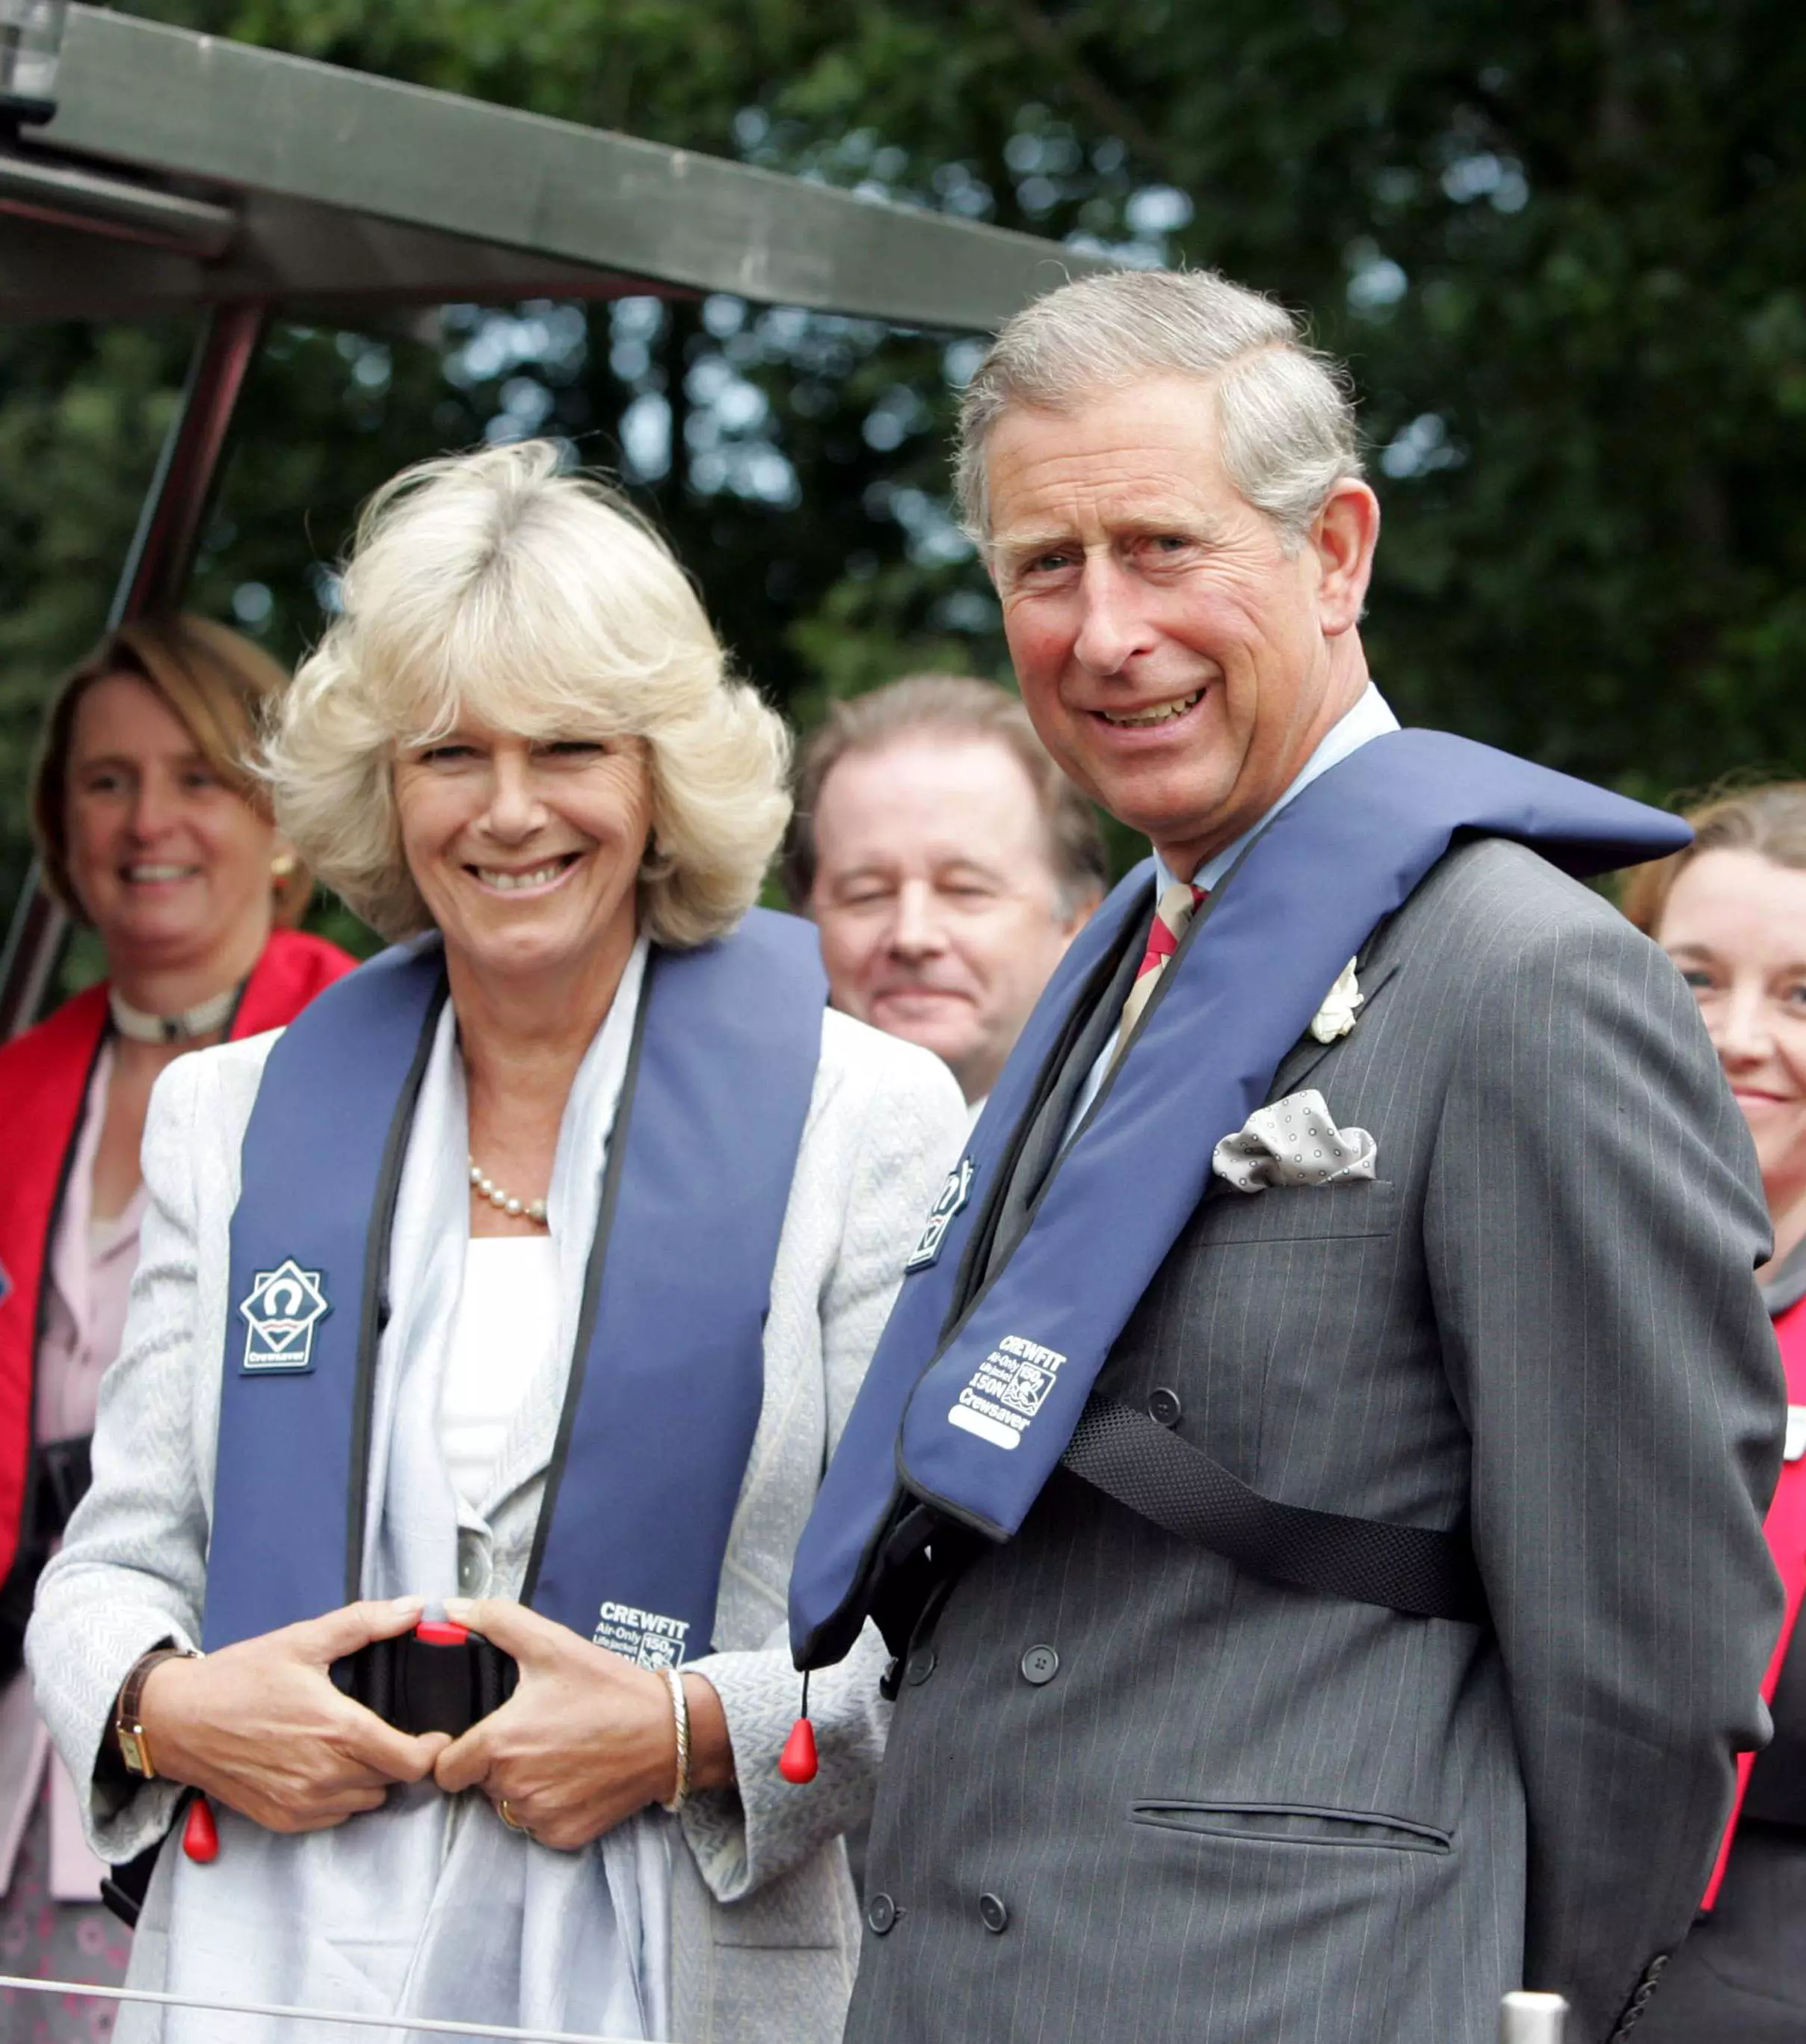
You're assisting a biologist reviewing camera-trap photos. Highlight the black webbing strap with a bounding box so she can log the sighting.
[1060,1394,1487,1625]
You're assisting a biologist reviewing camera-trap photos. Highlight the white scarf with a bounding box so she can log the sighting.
[127,938,674,2043]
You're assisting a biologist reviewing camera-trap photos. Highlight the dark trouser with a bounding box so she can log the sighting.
[1633,1823,1806,2043]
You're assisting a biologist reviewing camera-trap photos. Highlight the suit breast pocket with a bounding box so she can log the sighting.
[1131,1798,1450,1856]
[1200,1179,1401,1246]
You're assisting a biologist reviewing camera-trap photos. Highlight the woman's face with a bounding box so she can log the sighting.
[64,672,277,974]
[392,715,653,994]
[1658,846,1806,1218]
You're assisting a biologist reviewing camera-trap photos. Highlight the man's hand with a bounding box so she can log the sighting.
[136,1596,449,1834]
[432,1598,731,1851]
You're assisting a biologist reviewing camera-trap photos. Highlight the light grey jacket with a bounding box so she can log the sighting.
[29,1003,966,2044]
[848,840,1787,2044]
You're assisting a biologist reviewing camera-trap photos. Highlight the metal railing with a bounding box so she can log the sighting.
[0,1971,658,2040]
[0,1974,1573,2040]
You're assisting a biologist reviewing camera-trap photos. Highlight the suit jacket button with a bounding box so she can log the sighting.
[867,1892,898,1936]
[905,1645,937,1685]
[978,1891,1009,1934]
[1147,1386,1183,1427]
[1020,1644,1059,1685]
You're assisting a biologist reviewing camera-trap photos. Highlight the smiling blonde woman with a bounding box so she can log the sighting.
[1621,784,1806,2040]
[28,443,966,2044]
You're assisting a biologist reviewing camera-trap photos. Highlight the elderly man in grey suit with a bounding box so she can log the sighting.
[786,267,1787,2044]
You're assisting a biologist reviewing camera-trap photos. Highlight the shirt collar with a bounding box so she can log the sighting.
[1153,683,1400,896]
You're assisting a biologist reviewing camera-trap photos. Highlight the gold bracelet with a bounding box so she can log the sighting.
[659,1665,691,1815]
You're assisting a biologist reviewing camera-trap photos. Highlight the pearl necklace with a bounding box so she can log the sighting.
[468,1156,549,1227]
[108,983,241,1045]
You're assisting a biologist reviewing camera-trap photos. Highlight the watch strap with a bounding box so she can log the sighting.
[114,1645,195,1779]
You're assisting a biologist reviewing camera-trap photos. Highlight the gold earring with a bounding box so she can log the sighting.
[271,852,298,881]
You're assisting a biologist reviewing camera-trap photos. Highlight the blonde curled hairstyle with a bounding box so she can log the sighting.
[265,441,791,947]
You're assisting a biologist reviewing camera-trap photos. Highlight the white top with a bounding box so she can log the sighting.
[1064,683,1401,1137]
[439,1234,561,1510]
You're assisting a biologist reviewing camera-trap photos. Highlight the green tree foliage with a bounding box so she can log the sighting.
[4,0,1805,943]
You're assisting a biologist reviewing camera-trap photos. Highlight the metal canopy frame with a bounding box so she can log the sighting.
[0,7,1103,1036]
[1,6,1094,329]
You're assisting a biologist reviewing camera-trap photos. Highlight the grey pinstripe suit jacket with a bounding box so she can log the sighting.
[845,839,1787,2044]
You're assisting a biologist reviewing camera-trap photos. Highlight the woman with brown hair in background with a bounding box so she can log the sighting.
[1626,783,1806,2042]
[0,616,352,2034]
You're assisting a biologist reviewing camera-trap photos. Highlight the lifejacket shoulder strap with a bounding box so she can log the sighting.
[1060,1393,1486,1624]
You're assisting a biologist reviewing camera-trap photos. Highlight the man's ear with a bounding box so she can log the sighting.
[1310,480,1381,638]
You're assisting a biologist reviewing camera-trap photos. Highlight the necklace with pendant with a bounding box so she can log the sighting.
[108,983,241,1045]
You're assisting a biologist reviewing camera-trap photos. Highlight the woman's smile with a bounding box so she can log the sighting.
[466,851,583,896]
[118,860,203,888]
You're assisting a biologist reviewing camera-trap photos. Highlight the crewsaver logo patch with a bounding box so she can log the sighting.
[0,1256,10,1309]
[904,1156,974,1272]
[949,1334,1067,1451]
[238,1259,330,1373]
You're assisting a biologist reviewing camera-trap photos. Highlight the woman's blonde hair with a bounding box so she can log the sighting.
[1622,781,1806,937]
[265,442,792,946]
[31,613,309,926]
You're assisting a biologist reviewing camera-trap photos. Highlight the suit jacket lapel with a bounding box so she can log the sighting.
[1269,955,1402,1103]
[983,931,1149,1286]
[954,884,1151,1309]
[964,896,1402,1304]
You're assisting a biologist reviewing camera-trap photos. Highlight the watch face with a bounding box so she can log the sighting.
[118,1727,151,1778]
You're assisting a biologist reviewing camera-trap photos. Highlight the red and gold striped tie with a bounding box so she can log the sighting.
[1117,880,1206,1048]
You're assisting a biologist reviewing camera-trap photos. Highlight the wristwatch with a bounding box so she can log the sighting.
[113,1645,197,1779]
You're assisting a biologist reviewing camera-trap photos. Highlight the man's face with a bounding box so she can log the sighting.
[987,374,1375,877]
[809,733,1094,1103]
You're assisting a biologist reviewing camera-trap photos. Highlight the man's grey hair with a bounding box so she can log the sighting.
[955,268,1363,555]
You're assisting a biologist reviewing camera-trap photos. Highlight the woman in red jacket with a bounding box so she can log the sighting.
[1626,784,1806,2042]
[0,616,352,2032]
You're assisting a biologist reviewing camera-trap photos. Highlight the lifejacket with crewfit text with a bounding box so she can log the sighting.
[788,730,1694,1673]
[203,908,826,1662]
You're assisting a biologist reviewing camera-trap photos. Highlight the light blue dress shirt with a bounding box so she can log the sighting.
[1062,683,1400,1137]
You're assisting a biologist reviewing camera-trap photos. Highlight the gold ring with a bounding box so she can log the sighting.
[499,1798,528,1834]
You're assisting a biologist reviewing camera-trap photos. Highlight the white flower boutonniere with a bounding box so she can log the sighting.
[1309,957,1363,1044]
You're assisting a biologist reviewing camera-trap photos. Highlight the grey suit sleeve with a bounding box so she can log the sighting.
[1425,903,1785,2040]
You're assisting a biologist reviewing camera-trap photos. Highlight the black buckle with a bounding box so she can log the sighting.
[330,1622,518,1737]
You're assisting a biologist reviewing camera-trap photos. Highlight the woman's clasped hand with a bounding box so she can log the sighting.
[431,1598,732,1850]
[141,1593,732,1850]
[139,1596,447,1834]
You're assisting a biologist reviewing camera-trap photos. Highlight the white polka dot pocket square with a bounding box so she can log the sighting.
[1211,1088,1378,1194]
